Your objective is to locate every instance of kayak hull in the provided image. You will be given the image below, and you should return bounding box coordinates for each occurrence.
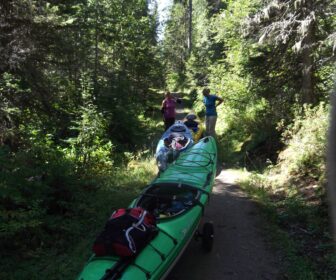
[77,137,217,280]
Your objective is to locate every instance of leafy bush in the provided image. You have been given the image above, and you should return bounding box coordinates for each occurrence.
[64,76,115,176]
[0,132,79,249]
[277,102,329,181]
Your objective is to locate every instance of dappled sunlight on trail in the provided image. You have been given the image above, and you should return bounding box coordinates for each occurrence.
[215,169,246,185]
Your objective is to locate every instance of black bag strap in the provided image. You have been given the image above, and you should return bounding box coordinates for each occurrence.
[99,257,134,280]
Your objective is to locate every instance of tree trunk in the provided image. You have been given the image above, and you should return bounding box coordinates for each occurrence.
[301,0,315,104]
[94,3,99,96]
[327,84,336,243]
[188,0,192,54]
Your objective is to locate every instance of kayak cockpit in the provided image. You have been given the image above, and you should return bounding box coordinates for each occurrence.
[135,183,200,219]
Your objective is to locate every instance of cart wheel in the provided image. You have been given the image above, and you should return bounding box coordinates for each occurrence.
[202,222,214,252]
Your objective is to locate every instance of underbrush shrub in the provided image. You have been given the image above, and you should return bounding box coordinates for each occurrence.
[259,102,329,210]
[277,102,328,183]
[214,96,275,166]
[0,132,80,249]
[114,152,157,189]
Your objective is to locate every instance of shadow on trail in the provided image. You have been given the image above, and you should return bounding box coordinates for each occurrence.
[166,171,284,280]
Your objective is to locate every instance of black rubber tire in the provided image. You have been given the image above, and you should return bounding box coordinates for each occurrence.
[202,222,214,252]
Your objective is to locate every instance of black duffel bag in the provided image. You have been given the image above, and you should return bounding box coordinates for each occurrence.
[93,207,157,257]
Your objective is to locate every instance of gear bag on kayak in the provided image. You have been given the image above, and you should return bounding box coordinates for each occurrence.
[93,207,157,257]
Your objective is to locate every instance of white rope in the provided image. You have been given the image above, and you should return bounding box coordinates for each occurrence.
[125,210,148,253]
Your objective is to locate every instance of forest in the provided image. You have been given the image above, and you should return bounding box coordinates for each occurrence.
[0,0,335,279]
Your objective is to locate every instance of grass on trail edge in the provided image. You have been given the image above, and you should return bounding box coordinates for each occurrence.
[236,171,319,280]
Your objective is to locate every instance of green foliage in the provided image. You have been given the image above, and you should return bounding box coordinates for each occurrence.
[65,76,114,173]
[277,102,329,180]
[170,0,335,167]
[0,72,38,148]
[0,0,165,252]
[0,0,164,150]
[184,0,281,165]
[162,2,190,90]
[0,153,157,280]
[245,0,335,104]
[0,134,78,246]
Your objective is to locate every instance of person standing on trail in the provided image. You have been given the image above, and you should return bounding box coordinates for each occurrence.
[161,91,177,131]
[202,88,223,137]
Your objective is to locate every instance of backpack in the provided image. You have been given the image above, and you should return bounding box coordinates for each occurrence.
[93,207,157,257]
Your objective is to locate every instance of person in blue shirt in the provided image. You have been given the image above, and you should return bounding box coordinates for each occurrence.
[202,88,223,136]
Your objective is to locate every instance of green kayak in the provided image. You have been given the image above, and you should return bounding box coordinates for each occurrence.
[77,136,217,280]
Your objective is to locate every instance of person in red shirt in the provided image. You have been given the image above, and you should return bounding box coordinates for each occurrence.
[161,91,177,131]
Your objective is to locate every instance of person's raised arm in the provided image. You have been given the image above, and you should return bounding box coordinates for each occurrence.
[216,96,224,107]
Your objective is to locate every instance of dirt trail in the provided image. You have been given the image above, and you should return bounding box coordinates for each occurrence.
[166,170,283,280]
